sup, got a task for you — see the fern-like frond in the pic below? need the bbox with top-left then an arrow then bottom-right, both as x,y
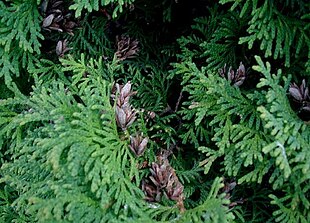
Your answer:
220,0 -> 310,67
0,58 -> 149,221
68,15 -> 113,59
254,56 -> 310,222
0,0 -> 43,54
201,12 -> 247,71
0,0 -> 43,86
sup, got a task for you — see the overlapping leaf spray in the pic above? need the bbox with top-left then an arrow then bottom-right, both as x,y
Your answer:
142,150 -> 185,212
112,81 -> 185,211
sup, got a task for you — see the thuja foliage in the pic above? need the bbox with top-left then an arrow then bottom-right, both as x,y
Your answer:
0,0 -> 309,222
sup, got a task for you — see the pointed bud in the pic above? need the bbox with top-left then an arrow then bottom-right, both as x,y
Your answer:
56,40 -> 63,56
289,85 -> 303,101
149,163 -> 170,189
43,14 -> 55,27
115,35 -> 139,61
121,82 -> 132,98
219,62 -> 246,87
228,67 -> 234,82
237,62 -> 245,77
56,39 -> 71,57
305,87 -> 309,100
234,78 -> 245,87
289,80 -> 310,102
115,106 -> 127,129
129,135 -> 148,156
139,138 -> 148,152
219,64 -> 227,77
124,106 -> 136,128
301,79 -> 306,95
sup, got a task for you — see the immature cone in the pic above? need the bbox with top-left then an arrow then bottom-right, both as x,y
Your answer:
233,62 -> 246,87
115,82 -> 136,107
115,35 -> 139,61
41,0 -> 78,35
56,39 -> 71,57
222,178 -> 247,208
149,162 -> 171,190
113,82 -> 137,130
129,135 -> 148,156
219,62 -> 246,87
289,79 -> 310,112
223,178 -> 237,200
289,79 -> 309,102
142,150 -> 185,212
116,106 -> 136,130
166,174 -> 184,201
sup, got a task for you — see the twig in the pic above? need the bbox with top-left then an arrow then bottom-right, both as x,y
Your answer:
175,91 -> 183,112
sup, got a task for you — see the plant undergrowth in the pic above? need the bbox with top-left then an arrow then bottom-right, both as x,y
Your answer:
0,0 -> 309,222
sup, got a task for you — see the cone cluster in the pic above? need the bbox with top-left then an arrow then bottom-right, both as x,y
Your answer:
112,82 -> 137,131
112,82 -> 149,156
142,151 -> 185,212
41,0 -> 78,35
115,35 -> 139,61
219,62 -> 246,87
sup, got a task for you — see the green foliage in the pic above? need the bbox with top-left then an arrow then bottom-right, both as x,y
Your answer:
148,177 -> 234,223
201,12 -> 247,70
173,60 -> 269,180
1,0 -> 309,222
70,0 -> 136,17
0,184 -> 33,222
220,0 -> 310,68
179,177 -> 234,223
0,0 -> 43,85
0,53 -> 232,222
254,56 -> 310,222
132,65 -> 171,112
67,15 -> 113,59
0,0 -> 43,54
1,63 -> 147,221
173,55 -> 310,222
175,6 -> 249,72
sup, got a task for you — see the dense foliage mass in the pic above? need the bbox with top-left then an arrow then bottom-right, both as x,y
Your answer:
0,0 -> 309,222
